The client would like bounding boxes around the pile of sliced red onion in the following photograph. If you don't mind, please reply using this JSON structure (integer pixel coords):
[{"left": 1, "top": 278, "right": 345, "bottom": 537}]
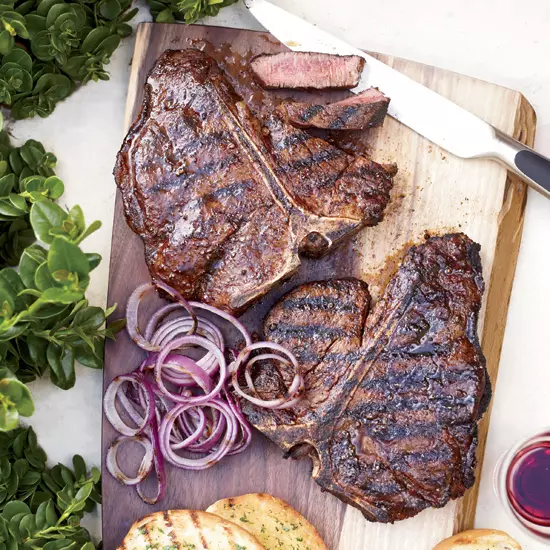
[{"left": 103, "top": 282, "right": 304, "bottom": 504}]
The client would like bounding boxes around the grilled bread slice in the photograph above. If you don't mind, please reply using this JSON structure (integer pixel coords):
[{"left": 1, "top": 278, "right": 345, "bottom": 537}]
[
  {"left": 207, "top": 493, "right": 326, "bottom": 550},
  {"left": 433, "top": 529, "right": 522, "bottom": 550},
  {"left": 118, "top": 510, "right": 265, "bottom": 550}
]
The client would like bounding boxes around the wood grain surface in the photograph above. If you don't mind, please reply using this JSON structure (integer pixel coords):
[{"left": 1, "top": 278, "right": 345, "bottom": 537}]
[{"left": 102, "top": 22, "right": 536, "bottom": 550}]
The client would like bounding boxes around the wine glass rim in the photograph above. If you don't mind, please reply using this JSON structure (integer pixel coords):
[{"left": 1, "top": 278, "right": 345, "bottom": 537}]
[{"left": 493, "top": 428, "right": 550, "bottom": 542}]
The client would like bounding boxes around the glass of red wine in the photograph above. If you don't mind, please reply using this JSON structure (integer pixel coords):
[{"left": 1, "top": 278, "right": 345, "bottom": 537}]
[{"left": 494, "top": 429, "right": 550, "bottom": 541}]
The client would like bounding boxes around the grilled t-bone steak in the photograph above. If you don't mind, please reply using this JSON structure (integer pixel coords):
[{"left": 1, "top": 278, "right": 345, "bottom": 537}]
[
  {"left": 114, "top": 49, "right": 395, "bottom": 314},
  {"left": 242, "top": 233, "right": 490, "bottom": 523},
  {"left": 250, "top": 52, "right": 365, "bottom": 89},
  {"left": 278, "top": 88, "right": 390, "bottom": 130}
]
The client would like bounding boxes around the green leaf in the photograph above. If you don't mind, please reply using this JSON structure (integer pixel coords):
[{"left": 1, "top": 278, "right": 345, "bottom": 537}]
[
  {"left": 66, "top": 204, "right": 84, "bottom": 232},
  {"left": 30, "top": 199, "right": 68, "bottom": 243},
  {"left": 118, "top": 6, "right": 138, "bottom": 22},
  {"left": 0, "top": 394, "right": 18, "bottom": 430},
  {"left": 73, "top": 342, "right": 101, "bottom": 369},
  {"left": 34, "top": 260, "right": 58, "bottom": 291},
  {"left": 8, "top": 149, "right": 23, "bottom": 175},
  {"left": 0, "top": 268, "right": 29, "bottom": 311},
  {"left": 72, "top": 306, "right": 104, "bottom": 330},
  {"left": 44, "top": 498, "right": 57, "bottom": 526},
  {"left": 43, "top": 539, "right": 76, "bottom": 550},
  {"left": 19, "top": 142, "right": 45, "bottom": 171},
  {"left": 19, "top": 512, "right": 36, "bottom": 538},
  {"left": 93, "top": 34, "right": 120, "bottom": 57},
  {"left": 0, "top": 29, "right": 14, "bottom": 55},
  {"left": 36, "top": 0, "right": 63, "bottom": 17},
  {"left": 8, "top": 193, "right": 28, "bottom": 212},
  {"left": 0, "top": 198, "right": 23, "bottom": 217},
  {"left": 26, "top": 333, "right": 48, "bottom": 366},
  {"left": 2, "top": 11, "right": 29, "bottom": 39},
  {"left": 25, "top": 13, "right": 47, "bottom": 37},
  {"left": 71, "top": 455, "right": 86, "bottom": 482},
  {"left": 79, "top": 26, "right": 110, "bottom": 53},
  {"left": 28, "top": 302, "right": 68, "bottom": 319},
  {"left": 0, "top": 378, "right": 34, "bottom": 418},
  {"left": 35, "top": 499, "right": 48, "bottom": 529},
  {"left": 0, "top": 173, "right": 16, "bottom": 196},
  {"left": 47, "top": 343, "right": 75, "bottom": 389},
  {"left": 74, "top": 219, "right": 100, "bottom": 244},
  {"left": 43, "top": 176, "right": 64, "bottom": 199},
  {"left": 21, "top": 470, "right": 41, "bottom": 486},
  {"left": 84, "top": 252, "right": 101, "bottom": 271},
  {"left": 99, "top": 0, "right": 121, "bottom": 20},
  {"left": 45, "top": 3, "right": 71, "bottom": 27},
  {"left": 156, "top": 7, "right": 175, "bottom": 22},
  {"left": 33, "top": 73, "right": 71, "bottom": 95},
  {"left": 3, "top": 47, "right": 33, "bottom": 72},
  {"left": 2, "top": 501, "right": 30, "bottom": 520},
  {"left": 19, "top": 244, "right": 47, "bottom": 289},
  {"left": 31, "top": 29, "right": 54, "bottom": 61},
  {"left": 39, "top": 287, "right": 83, "bottom": 304},
  {"left": 47, "top": 237, "right": 90, "bottom": 282}
]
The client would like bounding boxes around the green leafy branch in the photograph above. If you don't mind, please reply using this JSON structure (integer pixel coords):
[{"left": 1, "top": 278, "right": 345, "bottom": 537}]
[
  {"left": 0, "top": 0, "right": 137, "bottom": 119},
  {"left": 0, "top": 426, "right": 101, "bottom": 549},
  {"left": 0, "top": 122, "right": 124, "bottom": 431},
  {"left": 147, "top": 0, "right": 237, "bottom": 24}
]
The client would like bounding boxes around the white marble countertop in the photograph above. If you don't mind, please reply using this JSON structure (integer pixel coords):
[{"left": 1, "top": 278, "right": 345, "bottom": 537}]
[{"left": 14, "top": 0, "right": 550, "bottom": 547}]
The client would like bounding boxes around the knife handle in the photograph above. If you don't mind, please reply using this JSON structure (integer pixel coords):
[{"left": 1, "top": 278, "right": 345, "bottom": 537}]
[{"left": 493, "top": 129, "right": 550, "bottom": 199}]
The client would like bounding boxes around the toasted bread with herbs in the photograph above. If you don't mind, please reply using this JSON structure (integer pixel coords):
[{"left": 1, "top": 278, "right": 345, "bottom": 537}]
[
  {"left": 118, "top": 510, "right": 265, "bottom": 550},
  {"left": 207, "top": 493, "right": 326, "bottom": 550},
  {"left": 433, "top": 529, "right": 522, "bottom": 550}
]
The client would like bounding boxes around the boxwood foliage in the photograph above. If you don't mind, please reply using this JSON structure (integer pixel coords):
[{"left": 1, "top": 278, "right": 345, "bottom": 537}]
[{"left": 0, "top": 0, "right": 137, "bottom": 119}]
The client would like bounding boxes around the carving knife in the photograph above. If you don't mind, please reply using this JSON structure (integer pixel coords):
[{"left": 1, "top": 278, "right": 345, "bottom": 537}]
[{"left": 243, "top": 0, "right": 550, "bottom": 200}]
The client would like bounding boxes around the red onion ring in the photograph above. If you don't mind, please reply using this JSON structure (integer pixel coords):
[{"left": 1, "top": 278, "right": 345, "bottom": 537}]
[
  {"left": 232, "top": 342, "right": 304, "bottom": 409},
  {"left": 105, "top": 281, "right": 304, "bottom": 505},
  {"left": 190, "top": 301, "right": 252, "bottom": 349},
  {"left": 137, "top": 419, "right": 166, "bottom": 504},
  {"left": 159, "top": 400, "right": 237, "bottom": 470},
  {"left": 106, "top": 435, "right": 154, "bottom": 486},
  {"left": 154, "top": 335, "right": 226, "bottom": 405},
  {"left": 155, "top": 280, "right": 197, "bottom": 334},
  {"left": 104, "top": 373, "right": 155, "bottom": 436}
]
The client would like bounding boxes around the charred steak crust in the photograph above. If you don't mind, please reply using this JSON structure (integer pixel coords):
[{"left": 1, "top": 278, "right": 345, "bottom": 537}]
[
  {"left": 250, "top": 52, "right": 366, "bottom": 90},
  {"left": 242, "top": 233, "right": 489, "bottom": 523},
  {"left": 114, "top": 49, "right": 396, "bottom": 314}
]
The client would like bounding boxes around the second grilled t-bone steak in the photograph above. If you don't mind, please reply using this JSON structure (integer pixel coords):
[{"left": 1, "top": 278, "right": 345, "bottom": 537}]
[
  {"left": 278, "top": 88, "right": 390, "bottom": 130},
  {"left": 241, "top": 233, "right": 490, "bottom": 523},
  {"left": 114, "top": 49, "right": 396, "bottom": 314},
  {"left": 250, "top": 52, "right": 365, "bottom": 89}
]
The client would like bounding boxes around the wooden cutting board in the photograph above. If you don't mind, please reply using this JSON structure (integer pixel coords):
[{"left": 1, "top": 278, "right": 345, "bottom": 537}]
[{"left": 102, "top": 22, "right": 536, "bottom": 550}]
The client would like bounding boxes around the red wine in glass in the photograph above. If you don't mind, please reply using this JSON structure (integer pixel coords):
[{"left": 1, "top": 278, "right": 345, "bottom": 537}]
[{"left": 506, "top": 439, "right": 550, "bottom": 536}]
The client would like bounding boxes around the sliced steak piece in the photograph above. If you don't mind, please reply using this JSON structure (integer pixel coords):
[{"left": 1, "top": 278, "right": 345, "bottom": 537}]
[
  {"left": 278, "top": 88, "right": 390, "bottom": 130},
  {"left": 115, "top": 49, "right": 396, "bottom": 314},
  {"left": 241, "top": 233, "right": 490, "bottom": 523},
  {"left": 250, "top": 52, "right": 365, "bottom": 90}
]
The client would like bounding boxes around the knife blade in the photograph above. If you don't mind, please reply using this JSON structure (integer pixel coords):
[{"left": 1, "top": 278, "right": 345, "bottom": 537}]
[{"left": 243, "top": 0, "right": 550, "bottom": 199}]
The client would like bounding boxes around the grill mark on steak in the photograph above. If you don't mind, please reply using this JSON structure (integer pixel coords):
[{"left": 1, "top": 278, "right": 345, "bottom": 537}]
[
  {"left": 267, "top": 322, "right": 348, "bottom": 341},
  {"left": 278, "top": 88, "right": 390, "bottom": 131},
  {"left": 273, "top": 131, "right": 314, "bottom": 150},
  {"left": 151, "top": 153, "right": 240, "bottom": 193},
  {"left": 280, "top": 295, "right": 361, "bottom": 313},
  {"left": 240, "top": 234, "right": 489, "bottom": 523},
  {"left": 115, "top": 50, "right": 396, "bottom": 313},
  {"left": 276, "top": 148, "right": 348, "bottom": 174}
]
